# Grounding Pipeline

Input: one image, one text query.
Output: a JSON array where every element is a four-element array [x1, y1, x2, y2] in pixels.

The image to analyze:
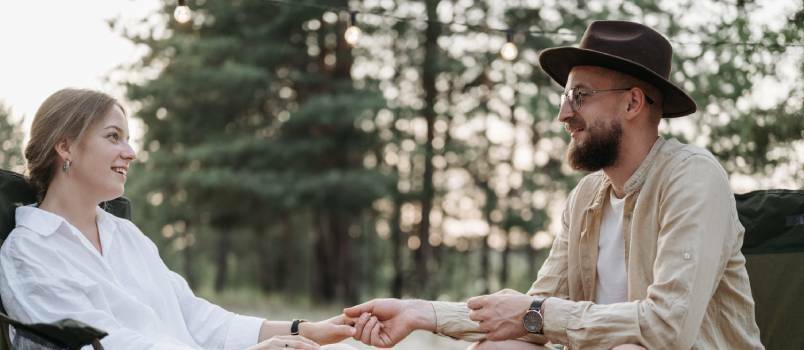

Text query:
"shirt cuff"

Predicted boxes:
[[431, 301, 485, 342], [223, 314, 265, 350], [542, 297, 573, 345]]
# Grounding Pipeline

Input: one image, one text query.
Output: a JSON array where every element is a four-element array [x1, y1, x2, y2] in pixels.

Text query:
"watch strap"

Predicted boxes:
[[291, 319, 307, 335], [530, 297, 545, 313], [528, 297, 546, 334]]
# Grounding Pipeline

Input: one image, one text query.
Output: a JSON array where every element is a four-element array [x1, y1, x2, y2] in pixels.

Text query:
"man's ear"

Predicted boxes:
[[55, 139, 72, 160], [624, 88, 647, 120]]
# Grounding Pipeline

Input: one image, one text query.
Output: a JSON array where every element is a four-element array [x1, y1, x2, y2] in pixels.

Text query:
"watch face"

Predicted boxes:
[[523, 310, 543, 333]]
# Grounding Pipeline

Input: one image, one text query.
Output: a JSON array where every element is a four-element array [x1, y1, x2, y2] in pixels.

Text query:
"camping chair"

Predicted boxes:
[[738, 189, 804, 350], [0, 169, 132, 349]]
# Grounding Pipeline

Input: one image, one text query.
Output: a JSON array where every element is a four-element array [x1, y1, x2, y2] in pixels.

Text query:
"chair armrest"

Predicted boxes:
[[0, 311, 107, 350]]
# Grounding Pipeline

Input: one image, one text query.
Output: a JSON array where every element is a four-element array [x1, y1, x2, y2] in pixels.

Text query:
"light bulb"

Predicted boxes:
[[174, 5, 192, 23], [344, 26, 361, 46], [500, 42, 518, 60]]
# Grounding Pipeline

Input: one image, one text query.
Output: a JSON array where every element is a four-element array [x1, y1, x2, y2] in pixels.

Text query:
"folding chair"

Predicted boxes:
[[0, 169, 132, 349], [737, 189, 804, 350]]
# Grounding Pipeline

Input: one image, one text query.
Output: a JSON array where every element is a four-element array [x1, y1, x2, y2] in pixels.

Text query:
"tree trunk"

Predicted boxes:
[[528, 239, 538, 280], [499, 64, 517, 287], [183, 225, 196, 290], [277, 213, 293, 292], [500, 229, 511, 285], [480, 181, 495, 295], [391, 193, 404, 298], [330, 209, 356, 304], [254, 227, 273, 292], [416, 0, 441, 298], [213, 227, 231, 292], [312, 210, 335, 301]]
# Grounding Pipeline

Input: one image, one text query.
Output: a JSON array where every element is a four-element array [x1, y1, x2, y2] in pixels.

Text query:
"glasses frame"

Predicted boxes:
[[560, 86, 655, 113]]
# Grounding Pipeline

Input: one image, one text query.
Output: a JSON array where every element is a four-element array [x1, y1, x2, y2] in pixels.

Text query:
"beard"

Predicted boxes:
[[566, 117, 623, 172]]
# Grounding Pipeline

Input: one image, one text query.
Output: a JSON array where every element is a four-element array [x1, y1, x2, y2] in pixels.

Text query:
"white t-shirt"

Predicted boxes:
[[595, 190, 628, 304], [0, 205, 264, 349]]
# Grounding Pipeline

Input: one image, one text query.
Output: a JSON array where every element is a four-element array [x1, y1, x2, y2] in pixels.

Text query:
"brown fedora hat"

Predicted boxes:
[[539, 20, 697, 118]]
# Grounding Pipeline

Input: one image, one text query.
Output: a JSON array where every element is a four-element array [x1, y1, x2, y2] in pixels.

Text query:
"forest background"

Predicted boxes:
[[0, 0, 801, 348]]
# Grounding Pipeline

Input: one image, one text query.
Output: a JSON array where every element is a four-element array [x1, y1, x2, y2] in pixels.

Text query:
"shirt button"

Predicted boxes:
[[683, 252, 691, 260]]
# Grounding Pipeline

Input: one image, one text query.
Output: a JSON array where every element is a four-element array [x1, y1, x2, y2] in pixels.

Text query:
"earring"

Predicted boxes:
[[62, 159, 72, 172]]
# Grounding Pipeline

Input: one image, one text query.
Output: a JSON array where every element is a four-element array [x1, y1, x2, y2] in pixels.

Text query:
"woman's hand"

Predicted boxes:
[[248, 335, 320, 350], [299, 314, 356, 345]]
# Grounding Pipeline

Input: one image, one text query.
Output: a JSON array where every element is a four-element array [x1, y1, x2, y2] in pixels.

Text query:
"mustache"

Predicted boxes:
[[564, 117, 586, 132]]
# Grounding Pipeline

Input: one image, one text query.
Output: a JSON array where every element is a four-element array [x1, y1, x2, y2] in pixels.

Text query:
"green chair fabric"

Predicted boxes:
[[0, 169, 131, 349], [737, 189, 804, 350], [0, 170, 35, 241]]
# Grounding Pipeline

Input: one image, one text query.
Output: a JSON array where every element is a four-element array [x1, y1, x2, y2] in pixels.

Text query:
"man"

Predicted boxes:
[[343, 21, 764, 349]]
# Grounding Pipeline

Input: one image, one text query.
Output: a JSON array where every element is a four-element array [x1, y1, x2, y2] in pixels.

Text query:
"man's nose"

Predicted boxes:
[[556, 97, 574, 124]]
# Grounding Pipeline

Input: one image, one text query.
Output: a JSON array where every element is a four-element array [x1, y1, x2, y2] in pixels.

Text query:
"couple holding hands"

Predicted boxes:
[[0, 21, 762, 349]]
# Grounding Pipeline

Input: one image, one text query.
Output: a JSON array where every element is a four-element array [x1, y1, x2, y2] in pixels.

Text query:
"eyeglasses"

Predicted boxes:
[[560, 87, 655, 113]]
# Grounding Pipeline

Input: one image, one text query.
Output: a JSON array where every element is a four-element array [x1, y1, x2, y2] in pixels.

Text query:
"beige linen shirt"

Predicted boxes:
[[431, 138, 764, 349]]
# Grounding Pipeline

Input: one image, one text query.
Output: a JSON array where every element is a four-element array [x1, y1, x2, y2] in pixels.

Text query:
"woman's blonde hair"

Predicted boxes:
[[24, 88, 124, 200]]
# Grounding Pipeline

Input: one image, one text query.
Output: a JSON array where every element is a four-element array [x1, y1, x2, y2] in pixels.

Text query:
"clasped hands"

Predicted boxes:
[[249, 289, 535, 349], [342, 289, 535, 347]]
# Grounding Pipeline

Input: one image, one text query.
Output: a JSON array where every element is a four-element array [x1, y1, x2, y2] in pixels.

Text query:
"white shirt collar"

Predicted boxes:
[[15, 205, 117, 237]]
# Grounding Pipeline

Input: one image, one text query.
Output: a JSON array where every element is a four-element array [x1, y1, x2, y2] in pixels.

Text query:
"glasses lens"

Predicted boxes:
[[561, 89, 575, 112], [571, 88, 582, 112]]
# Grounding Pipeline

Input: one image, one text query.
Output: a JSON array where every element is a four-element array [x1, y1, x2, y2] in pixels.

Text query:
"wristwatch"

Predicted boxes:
[[291, 319, 307, 335], [522, 297, 545, 334]]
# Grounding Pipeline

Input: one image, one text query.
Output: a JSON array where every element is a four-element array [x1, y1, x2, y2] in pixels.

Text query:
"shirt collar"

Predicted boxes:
[[587, 137, 666, 212], [15, 205, 63, 236], [15, 205, 118, 237], [622, 137, 666, 195]]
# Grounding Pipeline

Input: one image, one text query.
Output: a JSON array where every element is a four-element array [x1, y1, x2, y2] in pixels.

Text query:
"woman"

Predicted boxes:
[[0, 88, 356, 350]]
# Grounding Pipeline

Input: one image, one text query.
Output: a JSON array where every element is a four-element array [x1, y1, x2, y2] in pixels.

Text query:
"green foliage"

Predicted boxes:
[[0, 103, 25, 173], [116, 0, 803, 303], [121, 0, 391, 302]]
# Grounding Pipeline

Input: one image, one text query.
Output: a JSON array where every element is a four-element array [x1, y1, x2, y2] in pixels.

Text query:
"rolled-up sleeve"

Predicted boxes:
[[430, 301, 484, 342], [541, 155, 738, 350]]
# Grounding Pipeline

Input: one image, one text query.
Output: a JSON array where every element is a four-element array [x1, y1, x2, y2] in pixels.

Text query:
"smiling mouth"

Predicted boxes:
[[571, 128, 585, 136], [112, 167, 128, 176]]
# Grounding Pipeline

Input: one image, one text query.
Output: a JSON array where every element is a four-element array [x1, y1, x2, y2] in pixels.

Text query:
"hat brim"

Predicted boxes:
[[538, 47, 697, 118]]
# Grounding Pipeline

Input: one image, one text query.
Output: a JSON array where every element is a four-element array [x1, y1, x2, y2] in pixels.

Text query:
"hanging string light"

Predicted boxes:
[[344, 11, 362, 46], [174, 0, 192, 24], [500, 29, 518, 60], [161, 0, 804, 50]]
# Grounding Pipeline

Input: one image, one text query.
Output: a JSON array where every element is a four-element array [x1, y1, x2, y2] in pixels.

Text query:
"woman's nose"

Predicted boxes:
[[121, 142, 137, 160]]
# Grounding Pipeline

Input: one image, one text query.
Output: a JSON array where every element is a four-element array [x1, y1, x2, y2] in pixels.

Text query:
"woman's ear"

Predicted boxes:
[[55, 139, 72, 161]]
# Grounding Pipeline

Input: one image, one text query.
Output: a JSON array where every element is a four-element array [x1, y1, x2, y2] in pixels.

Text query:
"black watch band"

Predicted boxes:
[[530, 297, 545, 314], [291, 319, 307, 335]]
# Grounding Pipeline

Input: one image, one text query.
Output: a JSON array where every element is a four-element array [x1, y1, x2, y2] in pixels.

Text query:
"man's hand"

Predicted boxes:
[[466, 289, 533, 341], [343, 298, 436, 347], [299, 314, 356, 345]]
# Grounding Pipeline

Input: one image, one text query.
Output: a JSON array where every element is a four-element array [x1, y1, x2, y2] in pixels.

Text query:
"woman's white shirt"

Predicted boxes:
[[0, 205, 264, 350]]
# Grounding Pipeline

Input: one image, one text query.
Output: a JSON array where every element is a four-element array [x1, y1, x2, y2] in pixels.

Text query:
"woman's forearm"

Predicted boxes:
[[257, 321, 293, 342]]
